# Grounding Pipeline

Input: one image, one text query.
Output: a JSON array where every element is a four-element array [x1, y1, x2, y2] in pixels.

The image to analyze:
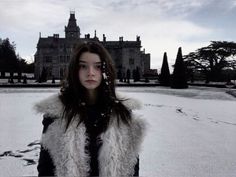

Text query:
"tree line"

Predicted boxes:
[[159, 41, 236, 88], [0, 38, 34, 79], [1, 37, 236, 87]]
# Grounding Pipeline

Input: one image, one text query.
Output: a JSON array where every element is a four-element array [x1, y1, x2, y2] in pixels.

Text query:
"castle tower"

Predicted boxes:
[[65, 11, 80, 39]]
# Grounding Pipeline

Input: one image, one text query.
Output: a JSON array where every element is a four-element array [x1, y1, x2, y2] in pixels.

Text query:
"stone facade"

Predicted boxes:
[[34, 12, 150, 80]]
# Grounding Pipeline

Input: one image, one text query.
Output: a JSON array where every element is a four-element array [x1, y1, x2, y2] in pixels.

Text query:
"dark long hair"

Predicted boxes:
[[59, 41, 131, 131]]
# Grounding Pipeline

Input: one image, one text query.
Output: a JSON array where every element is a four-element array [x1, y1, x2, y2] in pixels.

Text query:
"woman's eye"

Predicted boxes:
[[79, 64, 87, 69], [95, 64, 101, 70]]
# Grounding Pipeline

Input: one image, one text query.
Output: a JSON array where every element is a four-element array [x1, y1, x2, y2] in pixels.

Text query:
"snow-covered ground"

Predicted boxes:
[[0, 86, 236, 177]]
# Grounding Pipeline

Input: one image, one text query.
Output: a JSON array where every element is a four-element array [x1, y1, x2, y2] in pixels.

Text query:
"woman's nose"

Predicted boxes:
[[88, 66, 95, 75]]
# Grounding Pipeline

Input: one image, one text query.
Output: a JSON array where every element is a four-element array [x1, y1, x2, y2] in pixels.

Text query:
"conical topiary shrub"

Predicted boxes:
[[171, 47, 188, 89], [159, 52, 170, 86]]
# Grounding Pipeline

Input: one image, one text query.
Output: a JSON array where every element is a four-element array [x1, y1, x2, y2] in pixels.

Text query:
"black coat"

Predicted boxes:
[[38, 115, 140, 176], [35, 94, 146, 177]]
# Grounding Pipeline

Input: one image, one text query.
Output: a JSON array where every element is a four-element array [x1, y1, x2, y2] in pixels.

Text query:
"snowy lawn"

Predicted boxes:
[[0, 86, 236, 177]]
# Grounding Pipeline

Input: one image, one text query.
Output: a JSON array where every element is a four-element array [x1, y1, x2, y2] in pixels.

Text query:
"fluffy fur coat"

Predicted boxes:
[[35, 93, 146, 177]]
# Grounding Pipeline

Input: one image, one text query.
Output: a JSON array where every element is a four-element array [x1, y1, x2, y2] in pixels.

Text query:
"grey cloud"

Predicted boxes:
[[186, 0, 236, 28]]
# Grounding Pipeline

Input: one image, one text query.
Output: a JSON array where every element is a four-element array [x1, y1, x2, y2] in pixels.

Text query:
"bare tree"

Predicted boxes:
[[184, 41, 236, 82]]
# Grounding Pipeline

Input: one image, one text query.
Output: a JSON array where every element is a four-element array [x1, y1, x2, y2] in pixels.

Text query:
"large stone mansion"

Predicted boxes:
[[34, 12, 151, 80]]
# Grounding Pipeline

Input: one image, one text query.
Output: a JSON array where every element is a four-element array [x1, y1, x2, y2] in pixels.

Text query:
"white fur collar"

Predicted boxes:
[[34, 93, 63, 117], [34, 92, 143, 117]]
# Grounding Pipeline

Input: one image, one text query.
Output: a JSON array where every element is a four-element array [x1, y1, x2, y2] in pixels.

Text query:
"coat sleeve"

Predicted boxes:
[[37, 147, 55, 176], [133, 157, 139, 176], [37, 115, 56, 176]]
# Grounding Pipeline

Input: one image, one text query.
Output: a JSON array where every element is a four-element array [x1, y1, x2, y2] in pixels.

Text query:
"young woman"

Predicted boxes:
[[35, 41, 146, 177]]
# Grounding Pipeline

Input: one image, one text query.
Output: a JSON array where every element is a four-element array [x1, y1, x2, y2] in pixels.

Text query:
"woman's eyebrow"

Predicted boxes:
[[79, 60, 101, 64]]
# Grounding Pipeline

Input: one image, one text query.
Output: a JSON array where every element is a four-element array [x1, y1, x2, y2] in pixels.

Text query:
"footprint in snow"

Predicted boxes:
[[0, 140, 41, 166]]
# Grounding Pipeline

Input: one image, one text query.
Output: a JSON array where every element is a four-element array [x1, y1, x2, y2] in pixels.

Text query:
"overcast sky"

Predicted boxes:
[[1, 0, 236, 70]]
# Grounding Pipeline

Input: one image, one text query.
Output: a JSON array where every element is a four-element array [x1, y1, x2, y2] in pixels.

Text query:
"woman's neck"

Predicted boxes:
[[86, 90, 98, 105]]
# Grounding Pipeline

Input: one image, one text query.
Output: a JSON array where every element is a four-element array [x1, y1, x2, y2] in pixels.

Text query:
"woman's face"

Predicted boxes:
[[78, 52, 102, 91]]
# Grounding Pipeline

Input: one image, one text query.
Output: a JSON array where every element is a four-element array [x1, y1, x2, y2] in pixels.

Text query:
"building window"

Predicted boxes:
[[45, 56, 52, 63], [129, 49, 134, 53], [129, 58, 134, 65], [45, 67, 52, 77], [60, 68, 64, 78], [67, 55, 70, 62], [60, 56, 63, 63]]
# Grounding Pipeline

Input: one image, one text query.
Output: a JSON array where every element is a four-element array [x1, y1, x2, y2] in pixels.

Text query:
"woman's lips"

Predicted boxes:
[[85, 80, 97, 83]]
